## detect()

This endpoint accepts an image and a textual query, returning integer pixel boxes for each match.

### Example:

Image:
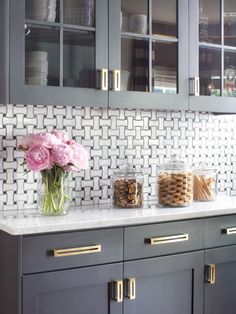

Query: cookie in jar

[157,156,193,207]
[112,164,143,208]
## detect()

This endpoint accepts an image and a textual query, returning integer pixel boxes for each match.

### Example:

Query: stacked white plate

[26,51,48,86]
[64,0,95,26]
[26,0,57,22]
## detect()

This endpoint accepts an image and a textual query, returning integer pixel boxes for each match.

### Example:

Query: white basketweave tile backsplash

[0,103,236,213]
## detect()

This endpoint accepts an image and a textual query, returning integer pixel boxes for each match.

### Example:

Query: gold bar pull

[112,69,121,91]
[52,245,101,257]
[222,227,236,235]
[112,280,123,303]
[146,233,189,245]
[206,264,216,285]
[125,278,136,300]
[100,68,108,91]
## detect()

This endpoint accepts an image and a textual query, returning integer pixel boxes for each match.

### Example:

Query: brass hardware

[189,77,200,96]
[100,68,108,91]
[222,227,236,235]
[206,264,216,285]
[146,233,189,245]
[52,245,101,257]
[112,69,121,91]
[125,278,136,300]
[112,280,123,303]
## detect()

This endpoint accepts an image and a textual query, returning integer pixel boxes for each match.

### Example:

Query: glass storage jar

[112,164,143,208]
[193,163,217,201]
[157,156,193,207]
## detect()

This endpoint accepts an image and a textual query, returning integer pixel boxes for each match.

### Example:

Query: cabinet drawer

[22,228,123,274]
[205,215,236,248]
[124,219,204,260]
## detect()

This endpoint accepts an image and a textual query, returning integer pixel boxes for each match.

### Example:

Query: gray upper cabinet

[189,0,236,113]
[108,0,189,110]
[0,0,109,107]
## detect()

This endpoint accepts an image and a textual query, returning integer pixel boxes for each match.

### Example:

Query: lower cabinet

[204,245,236,314]
[124,251,204,314]
[23,263,123,314]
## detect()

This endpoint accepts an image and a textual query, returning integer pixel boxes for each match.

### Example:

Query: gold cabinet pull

[112,280,123,303]
[52,245,101,257]
[206,264,216,285]
[146,233,189,245]
[189,77,200,96]
[222,227,236,235]
[100,68,108,91]
[125,278,136,300]
[112,69,121,91]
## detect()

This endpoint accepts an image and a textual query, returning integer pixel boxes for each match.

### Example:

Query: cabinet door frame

[9,0,109,107]
[108,0,189,110]
[123,251,204,314]
[204,245,236,314]
[189,0,236,113]
[23,263,122,314]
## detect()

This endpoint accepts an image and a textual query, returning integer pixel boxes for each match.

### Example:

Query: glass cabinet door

[189,0,236,112]
[109,0,189,110]
[10,0,108,107]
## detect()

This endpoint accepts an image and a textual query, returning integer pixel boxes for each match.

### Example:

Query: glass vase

[37,167,71,216]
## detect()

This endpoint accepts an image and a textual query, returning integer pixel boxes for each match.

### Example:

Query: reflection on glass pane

[224,0,236,47]
[224,51,236,97]
[25,25,60,86]
[121,37,149,92]
[199,47,221,96]
[152,41,177,94]
[63,29,95,88]
[152,0,177,37]
[64,0,95,27]
[199,0,221,44]
[25,0,59,23]
[121,0,148,34]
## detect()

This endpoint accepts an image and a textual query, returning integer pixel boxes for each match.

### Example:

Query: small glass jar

[112,164,143,208]
[193,163,217,201]
[157,156,193,207]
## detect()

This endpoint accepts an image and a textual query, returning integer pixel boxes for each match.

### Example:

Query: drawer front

[124,219,204,260]
[205,215,236,248]
[23,228,123,274]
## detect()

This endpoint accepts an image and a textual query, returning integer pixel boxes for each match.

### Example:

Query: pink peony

[51,144,72,167]
[52,130,70,143]
[32,132,61,148]
[25,145,51,171]
[19,134,34,150]
[67,142,89,172]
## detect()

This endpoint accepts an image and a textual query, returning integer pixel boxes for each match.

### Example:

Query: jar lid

[193,162,217,174]
[159,155,191,171]
[114,163,142,176]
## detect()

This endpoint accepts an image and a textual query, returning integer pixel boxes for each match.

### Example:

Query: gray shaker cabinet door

[205,245,236,314]
[9,0,108,107]
[23,263,122,314]
[109,0,189,110]
[124,251,204,314]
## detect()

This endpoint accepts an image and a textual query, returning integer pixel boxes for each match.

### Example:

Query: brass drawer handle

[206,264,216,285]
[100,68,108,91]
[52,245,101,257]
[222,227,236,235]
[112,280,123,303]
[112,69,121,91]
[125,278,136,300]
[146,233,189,245]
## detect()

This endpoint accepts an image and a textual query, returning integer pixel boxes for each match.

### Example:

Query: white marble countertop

[1,196,236,235]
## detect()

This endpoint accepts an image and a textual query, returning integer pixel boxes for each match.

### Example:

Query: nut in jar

[157,156,193,207]
[112,164,143,208]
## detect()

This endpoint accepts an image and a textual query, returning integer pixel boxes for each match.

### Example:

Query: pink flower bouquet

[19,131,89,215]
